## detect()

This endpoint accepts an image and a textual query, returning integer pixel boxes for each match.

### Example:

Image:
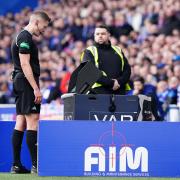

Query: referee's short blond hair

[31,10,51,24]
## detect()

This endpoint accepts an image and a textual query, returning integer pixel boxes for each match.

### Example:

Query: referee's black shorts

[13,72,41,115]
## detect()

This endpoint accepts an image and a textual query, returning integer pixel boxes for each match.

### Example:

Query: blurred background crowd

[0,0,179,119]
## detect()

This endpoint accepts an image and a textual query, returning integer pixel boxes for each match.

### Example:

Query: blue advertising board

[38,121,180,177]
[0,121,31,172]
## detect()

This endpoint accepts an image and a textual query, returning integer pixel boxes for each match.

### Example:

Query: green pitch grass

[1,173,180,180]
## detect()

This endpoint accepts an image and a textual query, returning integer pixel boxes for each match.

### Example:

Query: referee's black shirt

[11,30,40,76]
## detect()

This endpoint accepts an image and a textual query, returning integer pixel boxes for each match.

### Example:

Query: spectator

[157,80,169,115]
[113,13,134,39]
[0,81,10,104]
[128,75,162,120]
[168,76,179,105]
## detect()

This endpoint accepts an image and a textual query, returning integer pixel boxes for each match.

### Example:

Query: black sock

[26,130,37,167]
[12,129,24,166]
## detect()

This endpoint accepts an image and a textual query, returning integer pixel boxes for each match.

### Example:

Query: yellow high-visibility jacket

[81,45,131,91]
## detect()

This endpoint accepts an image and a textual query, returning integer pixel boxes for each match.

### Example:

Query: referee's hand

[34,88,42,104]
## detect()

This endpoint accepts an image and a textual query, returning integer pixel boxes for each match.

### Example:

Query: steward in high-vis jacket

[81,25,131,95]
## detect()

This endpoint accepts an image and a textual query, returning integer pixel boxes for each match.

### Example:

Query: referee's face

[94,28,110,44]
[35,18,49,36]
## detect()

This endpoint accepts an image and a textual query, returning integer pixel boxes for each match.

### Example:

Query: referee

[11,11,51,174]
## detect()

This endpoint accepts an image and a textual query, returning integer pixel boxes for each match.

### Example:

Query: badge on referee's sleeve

[20,42,30,49]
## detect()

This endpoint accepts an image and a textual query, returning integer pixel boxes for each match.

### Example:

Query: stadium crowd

[0,0,179,119]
